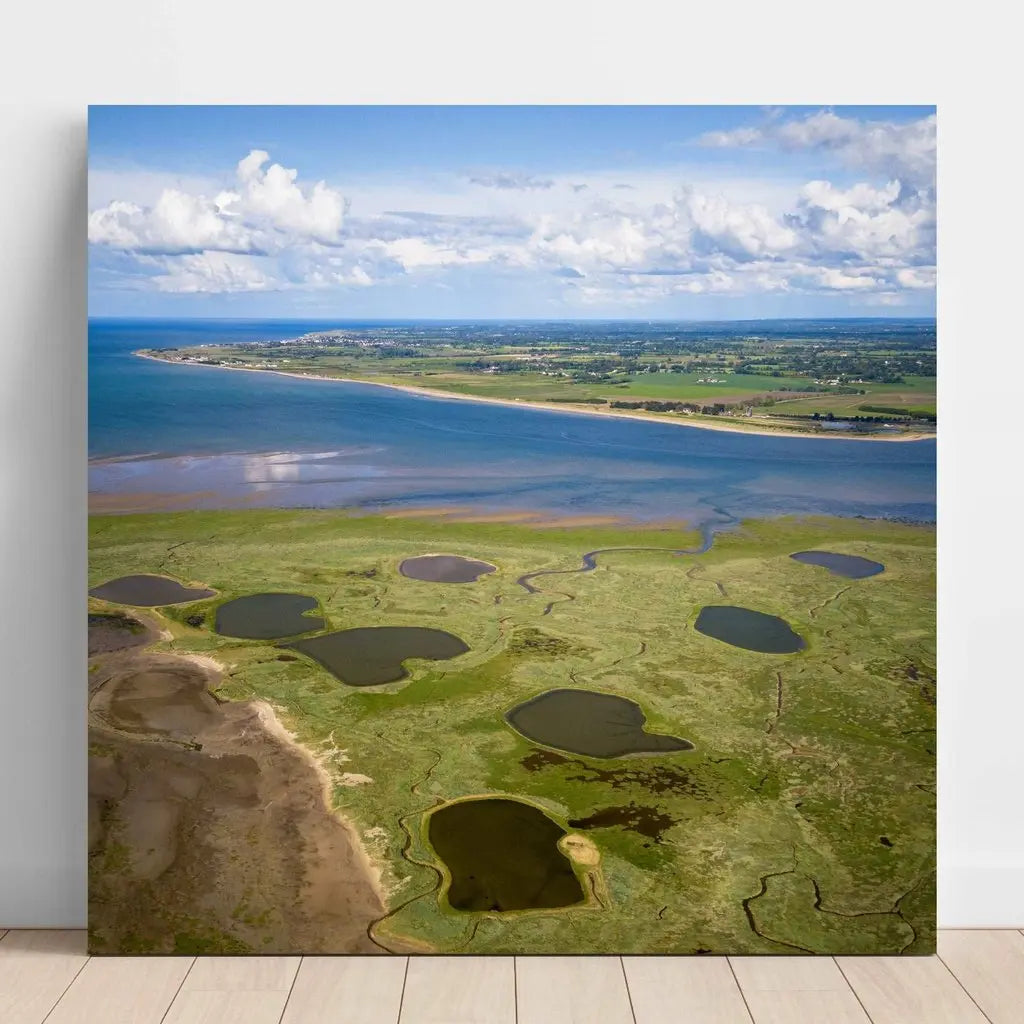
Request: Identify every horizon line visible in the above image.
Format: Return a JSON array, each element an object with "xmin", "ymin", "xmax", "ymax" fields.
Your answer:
[{"xmin": 88, "ymin": 314, "xmax": 938, "ymax": 324}]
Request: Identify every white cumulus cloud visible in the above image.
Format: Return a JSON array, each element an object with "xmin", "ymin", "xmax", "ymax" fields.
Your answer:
[
  {"xmin": 701, "ymin": 110, "xmax": 936, "ymax": 185},
  {"xmin": 89, "ymin": 149, "xmax": 346, "ymax": 255}
]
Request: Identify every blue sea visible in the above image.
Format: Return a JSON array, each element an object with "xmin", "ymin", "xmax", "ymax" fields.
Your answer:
[{"xmin": 89, "ymin": 319, "xmax": 936, "ymax": 527}]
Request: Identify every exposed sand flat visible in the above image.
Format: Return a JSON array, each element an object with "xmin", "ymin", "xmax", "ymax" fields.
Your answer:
[
  {"xmin": 88, "ymin": 641, "xmax": 390, "ymax": 954},
  {"xmin": 135, "ymin": 351, "xmax": 935, "ymax": 443},
  {"xmin": 88, "ymin": 489, "xmax": 224, "ymax": 514}
]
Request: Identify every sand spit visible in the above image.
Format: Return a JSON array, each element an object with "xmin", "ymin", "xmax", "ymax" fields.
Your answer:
[
  {"xmin": 88, "ymin": 641, "xmax": 389, "ymax": 954},
  {"xmin": 135, "ymin": 351, "xmax": 934, "ymax": 443}
]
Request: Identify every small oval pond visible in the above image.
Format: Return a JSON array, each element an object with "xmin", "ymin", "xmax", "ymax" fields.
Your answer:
[
  {"xmin": 506, "ymin": 688, "xmax": 694, "ymax": 759},
  {"xmin": 284, "ymin": 626, "xmax": 469, "ymax": 686},
  {"xmin": 399, "ymin": 554, "xmax": 497, "ymax": 583},
  {"xmin": 695, "ymin": 605, "xmax": 805, "ymax": 654},
  {"xmin": 89, "ymin": 574, "xmax": 215, "ymax": 606},
  {"xmin": 214, "ymin": 593, "xmax": 325, "ymax": 639},
  {"xmin": 428, "ymin": 798, "xmax": 585, "ymax": 912},
  {"xmin": 790, "ymin": 550, "xmax": 885, "ymax": 578}
]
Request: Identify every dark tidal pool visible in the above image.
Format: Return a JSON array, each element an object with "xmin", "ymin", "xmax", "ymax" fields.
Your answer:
[
  {"xmin": 88, "ymin": 612, "xmax": 153, "ymax": 656},
  {"xmin": 428, "ymin": 798, "xmax": 585, "ymax": 912},
  {"xmin": 214, "ymin": 593, "xmax": 325, "ymax": 639},
  {"xmin": 399, "ymin": 553, "xmax": 496, "ymax": 583},
  {"xmin": 89, "ymin": 574, "xmax": 215, "ymax": 606},
  {"xmin": 694, "ymin": 605, "xmax": 805, "ymax": 654},
  {"xmin": 790, "ymin": 550, "xmax": 885, "ymax": 578},
  {"xmin": 284, "ymin": 626, "xmax": 469, "ymax": 686},
  {"xmin": 505, "ymin": 688, "xmax": 694, "ymax": 759}
]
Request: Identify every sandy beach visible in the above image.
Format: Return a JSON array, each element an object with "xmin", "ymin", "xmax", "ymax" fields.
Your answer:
[{"xmin": 135, "ymin": 351, "xmax": 934, "ymax": 444}]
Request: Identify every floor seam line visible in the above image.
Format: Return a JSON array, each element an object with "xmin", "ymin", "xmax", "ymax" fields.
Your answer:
[
  {"xmin": 833, "ymin": 957, "xmax": 879, "ymax": 1023},
  {"xmin": 156, "ymin": 956, "xmax": 196, "ymax": 1024},
  {"xmin": 39, "ymin": 949, "xmax": 92, "ymax": 1024},
  {"xmin": 725, "ymin": 957, "xmax": 757, "ymax": 1024},
  {"xmin": 618, "ymin": 956, "xmax": 638, "ymax": 1024},
  {"xmin": 395, "ymin": 955, "xmax": 411, "ymax": 1024},
  {"xmin": 276, "ymin": 957, "xmax": 303, "ymax": 1024},
  {"xmin": 936, "ymin": 953, "xmax": 996, "ymax": 1023},
  {"xmin": 513, "ymin": 956, "xmax": 519, "ymax": 1024}
]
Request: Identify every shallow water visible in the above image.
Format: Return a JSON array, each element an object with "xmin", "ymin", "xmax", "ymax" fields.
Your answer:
[
  {"xmin": 214, "ymin": 593, "xmax": 325, "ymax": 639},
  {"xmin": 506, "ymin": 688, "xmax": 693, "ymax": 758},
  {"xmin": 399, "ymin": 554, "xmax": 496, "ymax": 583},
  {"xmin": 428, "ymin": 798, "xmax": 584, "ymax": 912},
  {"xmin": 790, "ymin": 550, "xmax": 885, "ymax": 578},
  {"xmin": 89, "ymin": 574, "xmax": 215, "ymax": 606},
  {"xmin": 89, "ymin": 320, "xmax": 936, "ymax": 527},
  {"xmin": 694, "ymin": 605, "xmax": 805, "ymax": 654},
  {"xmin": 285, "ymin": 626, "xmax": 469, "ymax": 686}
]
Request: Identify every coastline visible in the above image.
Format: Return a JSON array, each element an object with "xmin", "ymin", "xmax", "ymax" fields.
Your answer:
[
  {"xmin": 87, "ymin": 637, "xmax": 391, "ymax": 953},
  {"xmin": 134, "ymin": 350, "xmax": 935, "ymax": 444}
]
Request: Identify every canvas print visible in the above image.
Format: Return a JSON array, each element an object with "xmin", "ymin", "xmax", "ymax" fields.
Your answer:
[{"xmin": 87, "ymin": 105, "xmax": 936, "ymax": 955}]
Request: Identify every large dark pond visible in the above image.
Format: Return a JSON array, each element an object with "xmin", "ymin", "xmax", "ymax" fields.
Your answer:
[
  {"xmin": 214, "ymin": 593, "xmax": 325, "ymax": 639},
  {"xmin": 428, "ymin": 798, "xmax": 585, "ymax": 912},
  {"xmin": 399, "ymin": 553, "xmax": 496, "ymax": 584},
  {"xmin": 790, "ymin": 550, "xmax": 885, "ymax": 578},
  {"xmin": 89, "ymin": 574, "xmax": 215, "ymax": 606},
  {"xmin": 505, "ymin": 688, "xmax": 694, "ymax": 759},
  {"xmin": 695, "ymin": 605, "xmax": 805, "ymax": 654},
  {"xmin": 284, "ymin": 626, "xmax": 469, "ymax": 686}
]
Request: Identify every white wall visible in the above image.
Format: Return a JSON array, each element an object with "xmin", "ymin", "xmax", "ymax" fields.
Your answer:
[{"xmin": 1, "ymin": 0, "xmax": 1019, "ymax": 928}]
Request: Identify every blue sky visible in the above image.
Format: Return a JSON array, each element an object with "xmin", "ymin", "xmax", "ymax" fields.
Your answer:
[{"xmin": 88, "ymin": 105, "xmax": 936, "ymax": 319}]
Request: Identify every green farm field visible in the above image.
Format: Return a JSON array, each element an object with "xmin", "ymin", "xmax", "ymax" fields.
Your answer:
[{"xmin": 89, "ymin": 510, "xmax": 936, "ymax": 955}]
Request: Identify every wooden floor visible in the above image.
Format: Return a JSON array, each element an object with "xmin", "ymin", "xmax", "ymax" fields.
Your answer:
[{"xmin": 2, "ymin": 929, "xmax": 1022, "ymax": 1023}]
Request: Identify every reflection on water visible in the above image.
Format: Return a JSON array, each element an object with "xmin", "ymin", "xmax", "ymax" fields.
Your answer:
[{"xmin": 89, "ymin": 321, "xmax": 936, "ymax": 527}]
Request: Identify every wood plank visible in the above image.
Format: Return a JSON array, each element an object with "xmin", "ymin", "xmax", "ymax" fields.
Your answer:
[
  {"xmin": 730, "ymin": 956, "xmax": 870, "ymax": 1024},
  {"xmin": 181, "ymin": 955, "xmax": 300, "ymax": 991},
  {"xmin": 939, "ymin": 930, "xmax": 1024, "ymax": 1023},
  {"xmin": 624, "ymin": 956, "xmax": 752, "ymax": 1024},
  {"xmin": 162, "ymin": 991, "xmax": 294, "ymax": 1024},
  {"xmin": 516, "ymin": 956, "xmax": 633, "ymax": 1024},
  {"xmin": 399, "ymin": 956, "xmax": 514, "ymax": 1024},
  {"xmin": 162, "ymin": 955, "xmax": 301, "ymax": 1024},
  {"xmin": 280, "ymin": 956, "xmax": 408, "ymax": 1024},
  {"xmin": 836, "ymin": 954, "xmax": 989, "ymax": 1024},
  {"xmin": 0, "ymin": 930, "xmax": 89, "ymax": 1024},
  {"xmin": 46, "ymin": 955, "xmax": 194, "ymax": 1024}
]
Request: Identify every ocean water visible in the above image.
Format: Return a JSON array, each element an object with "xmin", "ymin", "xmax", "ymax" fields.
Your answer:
[{"xmin": 88, "ymin": 319, "xmax": 936, "ymax": 527}]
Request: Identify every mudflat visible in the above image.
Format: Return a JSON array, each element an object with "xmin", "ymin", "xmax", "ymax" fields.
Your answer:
[{"xmin": 88, "ymin": 646, "xmax": 387, "ymax": 954}]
